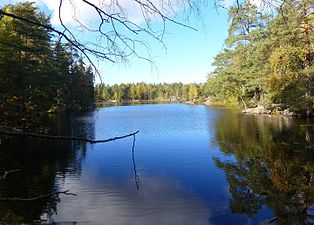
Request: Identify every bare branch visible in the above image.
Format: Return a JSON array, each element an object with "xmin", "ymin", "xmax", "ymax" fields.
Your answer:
[
  {"xmin": 0, "ymin": 169, "xmax": 20, "ymax": 181},
  {"xmin": 0, "ymin": 130, "xmax": 139, "ymax": 144},
  {"xmin": 0, "ymin": 152, "xmax": 41, "ymax": 173},
  {"xmin": 134, "ymin": 0, "xmax": 198, "ymax": 31},
  {"xmin": 0, "ymin": 190, "xmax": 76, "ymax": 201},
  {"xmin": 0, "ymin": 8, "xmax": 110, "ymax": 81},
  {"xmin": 0, "ymin": 0, "xmax": 204, "ymax": 82}
]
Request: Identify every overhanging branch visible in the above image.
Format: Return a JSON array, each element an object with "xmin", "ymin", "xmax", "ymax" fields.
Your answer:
[
  {"xmin": 0, "ymin": 8, "xmax": 112, "ymax": 79},
  {"xmin": 0, "ymin": 130, "xmax": 139, "ymax": 144}
]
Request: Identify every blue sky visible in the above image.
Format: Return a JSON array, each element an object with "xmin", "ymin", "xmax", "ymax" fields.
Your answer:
[
  {"xmin": 101, "ymin": 9, "xmax": 229, "ymax": 84},
  {"xmin": 98, "ymin": 4, "xmax": 230, "ymax": 85},
  {"xmin": 3, "ymin": 0, "xmax": 230, "ymax": 84}
]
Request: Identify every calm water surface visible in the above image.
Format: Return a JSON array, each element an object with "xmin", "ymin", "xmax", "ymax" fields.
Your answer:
[{"xmin": 0, "ymin": 104, "xmax": 313, "ymax": 225}]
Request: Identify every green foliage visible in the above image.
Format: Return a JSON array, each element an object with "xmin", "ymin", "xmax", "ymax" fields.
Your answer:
[
  {"xmin": 95, "ymin": 82, "xmax": 204, "ymax": 102},
  {"xmin": 226, "ymin": 2, "xmax": 268, "ymax": 47},
  {"xmin": 0, "ymin": 2, "xmax": 95, "ymax": 132},
  {"xmin": 207, "ymin": 0, "xmax": 313, "ymax": 116}
]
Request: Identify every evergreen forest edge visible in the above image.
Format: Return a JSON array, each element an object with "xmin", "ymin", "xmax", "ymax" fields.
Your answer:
[
  {"xmin": 95, "ymin": 0, "xmax": 313, "ymax": 117},
  {"xmin": 0, "ymin": 0, "xmax": 313, "ymax": 133}
]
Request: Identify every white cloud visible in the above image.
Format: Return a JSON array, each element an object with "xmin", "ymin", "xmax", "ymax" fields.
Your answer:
[
  {"xmin": 2, "ymin": 0, "xmax": 146, "ymax": 25},
  {"xmin": 37, "ymin": 0, "xmax": 183, "ymax": 26},
  {"xmin": 39, "ymin": 0, "xmax": 100, "ymax": 25},
  {"xmin": 2, "ymin": 0, "xmax": 188, "ymax": 32}
]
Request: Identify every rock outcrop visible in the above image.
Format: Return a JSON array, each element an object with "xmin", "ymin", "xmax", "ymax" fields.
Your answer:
[{"xmin": 242, "ymin": 105, "xmax": 271, "ymax": 115}]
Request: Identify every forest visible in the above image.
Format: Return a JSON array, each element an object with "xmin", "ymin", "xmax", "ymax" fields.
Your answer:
[
  {"xmin": 206, "ymin": 0, "xmax": 313, "ymax": 116},
  {"xmin": 0, "ymin": 1, "xmax": 312, "ymax": 224},
  {"xmin": 95, "ymin": 83, "xmax": 205, "ymax": 102},
  {"xmin": 0, "ymin": 2, "xmax": 95, "ymax": 131},
  {"xmin": 0, "ymin": 0, "xmax": 313, "ymax": 132},
  {"xmin": 96, "ymin": 0, "xmax": 313, "ymax": 117}
]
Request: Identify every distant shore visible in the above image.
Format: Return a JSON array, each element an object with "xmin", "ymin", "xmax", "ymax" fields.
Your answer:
[{"xmin": 96, "ymin": 99, "xmax": 311, "ymax": 118}]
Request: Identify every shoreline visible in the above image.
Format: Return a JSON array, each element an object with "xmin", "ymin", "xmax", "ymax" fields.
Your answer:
[{"xmin": 96, "ymin": 100, "xmax": 312, "ymax": 118}]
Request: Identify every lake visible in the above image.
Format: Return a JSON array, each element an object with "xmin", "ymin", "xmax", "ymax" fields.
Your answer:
[{"xmin": 0, "ymin": 104, "xmax": 313, "ymax": 225}]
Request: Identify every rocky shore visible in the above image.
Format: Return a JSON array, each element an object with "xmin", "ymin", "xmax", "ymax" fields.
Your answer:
[{"xmin": 242, "ymin": 105, "xmax": 303, "ymax": 117}]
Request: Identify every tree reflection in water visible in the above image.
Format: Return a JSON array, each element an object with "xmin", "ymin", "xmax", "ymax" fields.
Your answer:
[
  {"xmin": 212, "ymin": 112, "xmax": 314, "ymax": 224},
  {"xmin": 0, "ymin": 112, "xmax": 95, "ymax": 224}
]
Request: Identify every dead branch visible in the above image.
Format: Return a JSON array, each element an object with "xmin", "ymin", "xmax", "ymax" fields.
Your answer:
[
  {"xmin": 264, "ymin": 216, "xmax": 277, "ymax": 224},
  {"xmin": 0, "ymin": 0, "xmax": 202, "ymax": 73},
  {"xmin": 0, "ymin": 169, "xmax": 20, "ymax": 181},
  {"xmin": 0, "ymin": 152, "xmax": 41, "ymax": 173},
  {"xmin": 0, "ymin": 9, "xmax": 107, "ymax": 78},
  {"xmin": 0, "ymin": 130, "xmax": 139, "ymax": 144},
  {"xmin": 134, "ymin": 0, "xmax": 198, "ymax": 31},
  {"xmin": 0, "ymin": 190, "xmax": 76, "ymax": 201},
  {"xmin": 131, "ymin": 134, "xmax": 140, "ymax": 189}
]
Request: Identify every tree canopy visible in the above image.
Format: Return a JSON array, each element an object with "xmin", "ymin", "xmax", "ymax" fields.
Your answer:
[
  {"xmin": 0, "ymin": 2, "xmax": 95, "ymax": 132},
  {"xmin": 0, "ymin": 0, "xmax": 204, "ymax": 71},
  {"xmin": 95, "ymin": 82, "xmax": 205, "ymax": 102},
  {"xmin": 205, "ymin": 0, "xmax": 313, "ymax": 116}
]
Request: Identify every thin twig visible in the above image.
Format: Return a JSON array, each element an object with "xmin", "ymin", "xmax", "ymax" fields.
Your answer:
[
  {"xmin": 0, "ymin": 130, "xmax": 139, "ymax": 144},
  {"xmin": 0, "ymin": 169, "xmax": 20, "ymax": 181},
  {"xmin": 0, "ymin": 152, "xmax": 41, "ymax": 173},
  {"xmin": 0, "ymin": 190, "xmax": 76, "ymax": 201},
  {"xmin": 134, "ymin": 0, "xmax": 198, "ymax": 31},
  {"xmin": 264, "ymin": 216, "xmax": 277, "ymax": 224},
  {"xmin": 0, "ymin": 8, "xmax": 112, "ymax": 80}
]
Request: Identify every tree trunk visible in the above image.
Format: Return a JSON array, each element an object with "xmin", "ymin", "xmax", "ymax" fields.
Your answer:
[
  {"xmin": 240, "ymin": 96, "xmax": 247, "ymax": 109},
  {"xmin": 305, "ymin": 75, "xmax": 312, "ymax": 117},
  {"xmin": 254, "ymin": 87, "xmax": 261, "ymax": 101}
]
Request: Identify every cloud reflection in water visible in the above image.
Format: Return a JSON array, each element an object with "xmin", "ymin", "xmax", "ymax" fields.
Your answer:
[{"xmin": 48, "ymin": 175, "xmax": 211, "ymax": 225}]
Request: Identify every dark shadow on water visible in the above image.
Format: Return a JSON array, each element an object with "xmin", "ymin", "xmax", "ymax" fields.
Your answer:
[
  {"xmin": 0, "ymin": 110, "xmax": 142, "ymax": 224},
  {"xmin": 0, "ymin": 112, "xmax": 95, "ymax": 224}
]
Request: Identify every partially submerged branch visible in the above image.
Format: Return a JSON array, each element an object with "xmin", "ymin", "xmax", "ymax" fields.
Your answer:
[
  {"xmin": 0, "ymin": 190, "xmax": 76, "ymax": 201},
  {"xmin": 0, "ymin": 130, "xmax": 139, "ymax": 144},
  {"xmin": 0, "ymin": 152, "xmax": 41, "ymax": 173},
  {"xmin": 131, "ymin": 134, "xmax": 140, "ymax": 189},
  {"xmin": 0, "ymin": 169, "xmax": 20, "ymax": 181}
]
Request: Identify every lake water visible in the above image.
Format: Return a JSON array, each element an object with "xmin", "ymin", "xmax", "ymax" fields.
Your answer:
[{"xmin": 0, "ymin": 104, "xmax": 313, "ymax": 225}]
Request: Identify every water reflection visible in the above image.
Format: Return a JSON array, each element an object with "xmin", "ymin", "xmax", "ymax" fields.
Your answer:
[
  {"xmin": 0, "ymin": 112, "xmax": 95, "ymax": 224},
  {"xmin": 212, "ymin": 112, "xmax": 314, "ymax": 224},
  {"xmin": 0, "ymin": 104, "xmax": 314, "ymax": 224},
  {"xmin": 48, "ymin": 176, "xmax": 210, "ymax": 225}
]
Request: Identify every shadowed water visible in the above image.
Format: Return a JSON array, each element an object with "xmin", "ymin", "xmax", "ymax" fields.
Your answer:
[{"xmin": 0, "ymin": 104, "xmax": 313, "ymax": 225}]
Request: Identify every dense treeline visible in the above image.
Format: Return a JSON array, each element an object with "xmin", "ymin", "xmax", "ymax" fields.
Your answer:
[
  {"xmin": 206, "ymin": 0, "xmax": 313, "ymax": 116},
  {"xmin": 0, "ymin": 2, "xmax": 95, "ymax": 131},
  {"xmin": 96, "ymin": 0, "xmax": 313, "ymax": 117},
  {"xmin": 95, "ymin": 83, "xmax": 206, "ymax": 102}
]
